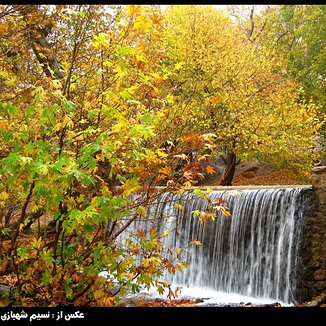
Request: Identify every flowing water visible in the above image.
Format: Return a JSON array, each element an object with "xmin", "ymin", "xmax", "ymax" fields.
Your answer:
[{"xmin": 120, "ymin": 187, "xmax": 307, "ymax": 306}]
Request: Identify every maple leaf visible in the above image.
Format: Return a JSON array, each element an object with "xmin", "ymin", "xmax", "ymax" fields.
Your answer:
[
  {"xmin": 210, "ymin": 95, "xmax": 221, "ymax": 104},
  {"xmin": 134, "ymin": 15, "xmax": 151, "ymax": 33},
  {"xmin": 212, "ymin": 198, "xmax": 229, "ymax": 205},
  {"xmin": 174, "ymin": 202, "xmax": 184, "ymax": 211},
  {"xmin": 158, "ymin": 166, "xmax": 172, "ymax": 176},
  {"xmin": 205, "ymin": 165, "xmax": 216, "ymax": 175},
  {"xmin": 150, "ymin": 13, "xmax": 163, "ymax": 25},
  {"xmin": 174, "ymin": 62, "xmax": 185, "ymax": 70},
  {"xmin": 137, "ymin": 229, "xmax": 145, "ymax": 238},
  {"xmin": 189, "ymin": 240, "xmax": 202, "ymax": 246},
  {"xmin": 0, "ymin": 121, "xmax": 9, "ymax": 130},
  {"xmin": 183, "ymin": 181, "xmax": 192, "ymax": 187}
]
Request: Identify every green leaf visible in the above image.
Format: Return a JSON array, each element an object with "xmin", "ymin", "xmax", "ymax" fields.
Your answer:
[{"xmin": 65, "ymin": 100, "xmax": 76, "ymax": 111}]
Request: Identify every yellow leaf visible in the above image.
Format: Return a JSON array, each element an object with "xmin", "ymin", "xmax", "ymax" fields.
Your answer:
[
  {"xmin": 52, "ymin": 79, "xmax": 62, "ymax": 90},
  {"xmin": 173, "ymin": 188, "xmax": 185, "ymax": 195},
  {"xmin": 0, "ymin": 192, "xmax": 9, "ymax": 200},
  {"xmin": 175, "ymin": 62, "xmax": 185, "ymax": 70},
  {"xmin": 136, "ymin": 205, "xmax": 147, "ymax": 217},
  {"xmin": 220, "ymin": 206, "xmax": 231, "ymax": 217},
  {"xmin": 175, "ymin": 202, "xmax": 184, "ymax": 211},
  {"xmin": 122, "ymin": 178, "xmax": 141, "ymax": 196},
  {"xmin": 150, "ymin": 72, "xmax": 164, "ymax": 84},
  {"xmin": 133, "ymin": 15, "xmax": 151, "ymax": 33},
  {"xmin": 161, "ymin": 230, "xmax": 170, "ymax": 237},
  {"xmin": 176, "ymin": 248, "xmax": 184, "ymax": 258},
  {"xmin": 156, "ymin": 149, "xmax": 168, "ymax": 157},
  {"xmin": 142, "ymin": 258, "xmax": 150, "ymax": 268},
  {"xmin": 30, "ymin": 201, "xmax": 39, "ymax": 213},
  {"xmin": 189, "ymin": 240, "xmax": 202, "ymax": 246},
  {"xmin": 183, "ymin": 181, "xmax": 192, "ymax": 187},
  {"xmin": 213, "ymin": 205, "xmax": 231, "ymax": 217},
  {"xmin": 103, "ymin": 60, "xmax": 114, "ymax": 68},
  {"xmin": 126, "ymin": 5, "xmax": 142, "ymax": 15},
  {"xmin": 62, "ymin": 115, "xmax": 74, "ymax": 129},
  {"xmin": 158, "ymin": 166, "xmax": 172, "ymax": 176}
]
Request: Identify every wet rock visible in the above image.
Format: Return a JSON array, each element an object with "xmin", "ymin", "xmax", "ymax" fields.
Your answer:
[{"xmin": 302, "ymin": 294, "xmax": 326, "ymax": 307}]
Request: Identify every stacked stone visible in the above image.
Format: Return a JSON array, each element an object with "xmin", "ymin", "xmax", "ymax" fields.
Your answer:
[{"xmin": 306, "ymin": 166, "xmax": 326, "ymax": 299}]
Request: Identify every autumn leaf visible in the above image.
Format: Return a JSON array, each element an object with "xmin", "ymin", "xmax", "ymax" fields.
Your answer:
[
  {"xmin": 122, "ymin": 178, "xmax": 142, "ymax": 196},
  {"xmin": 0, "ymin": 192, "xmax": 9, "ymax": 201},
  {"xmin": 174, "ymin": 202, "xmax": 184, "ymax": 211},
  {"xmin": 174, "ymin": 62, "xmax": 185, "ymax": 70},
  {"xmin": 134, "ymin": 15, "xmax": 151, "ymax": 33},
  {"xmin": 213, "ymin": 205, "xmax": 232, "ymax": 217},
  {"xmin": 210, "ymin": 95, "xmax": 221, "ymax": 104},
  {"xmin": 181, "ymin": 134, "xmax": 204, "ymax": 147},
  {"xmin": 189, "ymin": 240, "xmax": 202, "ymax": 246},
  {"xmin": 205, "ymin": 165, "xmax": 216, "ymax": 175},
  {"xmin": 137, "ymin": 229, "xmax": 145, "ymax": 238},
  {"xmin": 150, "ymin": 13, "xmax": 163, "ymax": 25},
  {"xmin": 160, "ymin": 230, "xmax": 170, "ymax": 237},
  {"xmin": 0, "ymin": 3, "xmax": 320, "ymax": 308},
  {"xmin": 0, "ymin": 121, "xmax": 9, "ymax": 130},
  {"xmin": 183, "ymin": 181, "xmax": 192, "ymax": 187},
  {"xmin": 212, "ymin": 198, "xmax": 229, "ymax": 205},
  {"xmin": 126, "ymin": 4, "xmax": 143, "ymax": 15},
  {"xmin": 176, "ymin": 248, "xmax": 185, "ymax": 258},
  {"xmin": 158, "ymin": 166, "xmax": 172, "ymax": 176}
]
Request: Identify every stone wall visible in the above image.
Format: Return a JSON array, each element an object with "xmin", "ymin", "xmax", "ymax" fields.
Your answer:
[{"xmin": 299, "ymin": 166, "xmax": 326, "ymax": 302}]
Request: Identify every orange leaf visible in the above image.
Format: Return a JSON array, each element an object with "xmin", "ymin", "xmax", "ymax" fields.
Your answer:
[
  {"xmin": 189, "ymin": 240, "xmax": 202, "ymax": 246},
  {"xmin": 137, "ymin": 229, "xmax": 145, "ymax": 238},
  {"xmin": 210, "ymin": 95, "xmax": 221, "ymax": 104},
  {"xmin": 205, "ymin": 165, "xmax": 216, "ymax": 175},
  {"xmin": 181, "ymin": 134, "xmax": 203, "ymax": 146},
  {"xmin": 150, "ymin": 14, "xmax": 163, "ymax": 25},
  {"xmin": 159, "ymin": 166, "xmax": 172, "ymax": 176},
  {"xmin": 0, "ymin": 121, "xmax": 9, "ymax": 130}
]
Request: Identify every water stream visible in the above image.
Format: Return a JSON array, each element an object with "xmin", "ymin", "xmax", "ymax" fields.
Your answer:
[{"xmin": 121, "ymin": 188, "xmax": 307, "ymax": 306}]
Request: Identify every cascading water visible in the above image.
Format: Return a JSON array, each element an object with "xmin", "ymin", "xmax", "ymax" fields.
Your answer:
[{"xmin": 121, "ymin": 187, "xmax": 308, "ymax": 305}]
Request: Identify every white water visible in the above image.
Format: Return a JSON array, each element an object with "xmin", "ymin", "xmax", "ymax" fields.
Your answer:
[
  {"xmin": 120, "ymin": 188, "xmax": 306, "ymax": 306},
  {"xmin": 133, "ymin": 284, "xmax": 290, "ymax": 306}
]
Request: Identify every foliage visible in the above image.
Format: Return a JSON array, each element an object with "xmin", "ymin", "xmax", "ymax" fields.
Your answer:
[
  {"xmin": 162, "ymin": 5, "xmax": 323, "ymax": 182},
  {"xmin": 0, "ymin": 4, "xmax": 323, "ymax": 307},
  {"xmin": 0, "ymin": 4, "xmax": 217, "ymax": 306},
  {"xmin": 228, "ymin": 4, "xmax": 325, "ymax": 161}
]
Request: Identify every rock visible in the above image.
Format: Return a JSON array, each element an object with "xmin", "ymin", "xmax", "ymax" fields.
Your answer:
[
  {"xmin": 310, "ymin": 166, "xmax": 326, "ymax": 188},
  {"xmin": 239, "ymin": 166, "xmax": 259, "ymax": 179},
  {"xmin": 314, "ymin": 281, "xmax": 326, "ymax": 291},
  {"xmin": 312, "ymin": 166, "xmax": 326, "ymax": 174},
  {"xmin": 303, "ymin": 294, "xmax": 326, "ymax": 307},
  {"xmin": 314, "ymin": 269, "xmax": 326, "ymax": 281}
]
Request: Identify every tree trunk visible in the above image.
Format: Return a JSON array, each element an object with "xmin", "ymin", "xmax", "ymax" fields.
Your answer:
[{"xmin": 219, "ymin": 149, "xmax": 237, "ymax": 186}]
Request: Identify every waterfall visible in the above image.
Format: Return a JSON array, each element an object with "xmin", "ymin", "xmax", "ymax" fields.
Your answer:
[{"xmin": 121, "ymin": 187, "xmax": 307, "ymax": 304}]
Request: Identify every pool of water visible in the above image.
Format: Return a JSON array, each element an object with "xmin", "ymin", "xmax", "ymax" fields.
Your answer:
[{"xmin": 127, "ymin": 284, "xmax": 292, "ymax": 307}]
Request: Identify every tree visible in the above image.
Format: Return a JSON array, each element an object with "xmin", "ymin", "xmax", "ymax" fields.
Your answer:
[
  {"xmin": 0, "ymin": 4, "xmax": 218, "ymax": 306},
  {"xmin": 230, "ymin": 4, "xmax": 325, "ymax": 162},
  {"xmin": 162, "ymin": 5, "xmax": 322, "ymax": 185}
]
